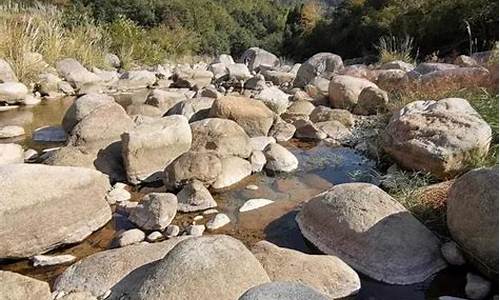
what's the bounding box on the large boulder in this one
[0,271,51,300]
[128,193,178,231]
[256,87,290,115]
[353,86,389,115]
[144,89,186,114]
[166,97,215,122]
[164,151,223,189]
[421,67,490,87]
[118,70,157,90]
[0,82,28,104]
[0,164,111,259]
[252,241,360,298]
[239,282,330,300]
[227,63,252,81]
[62,93,116,134]
[241,47,279,71]
[294,53,343,88]
[190,118,251,158]
[118,235,270,300]
[296,183,447,284]
[209,96,275,137]
[0,58,17,82]
[383,98,491,178]
[56,58,101,89]
[447,166,499,278]
[173,66,213,89]
[54,237,188,297]
[328,75,378,110]
[122,115,192,184]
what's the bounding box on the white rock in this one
[146,231,164,242]
[202,209,219,215]
[0,143,24,165]
[32,254,76,267]
[250,150,266,173]
[249,136,276,151]
[193,215,204,221]
[187,224,205,237]
[246,185,259,191]
[263,143,298,173]
[164,225,180,238]
[0,82,28,103]
[0,125,25,139]
[206,213,231,230]
[116,229,145,247]
[24,149,38,162]
[212,156,252,190]
[240,199,274,212]
[465,273,491,300]
[106,188,131,204]
[23,95,42,106]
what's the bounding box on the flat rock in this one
[0,143,24,165]
[0,270,51,300]
[32,254,76,267]
[0,125,25,139]
[32,126,66,142]
[213,156,252,189]
[0,164,111,259]
[240,199,274,212]
[296,183,447,284]
[206,213,231,230]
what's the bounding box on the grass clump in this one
[375,35,416,64]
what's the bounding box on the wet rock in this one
[206,213,231,230]
[209,96,275,137]
[296,183,447,284]
[118,70,157,90]
[250,150,267,172]
[465,273,492,300]
[294,119,327,140]
[256,87,290,115]
[177,180,217,212]
[383,98,491,178]
[0,143,24,166]
[294,53,344,88]
[164,151,223,189]
[166,97,214,122]
[252,241,360,298]
[441,241,466,266]
[32,254,76,267]
[353,86,389,115]
[264,143,298,172]
[120,235,270,300]
[56,58,101,89]
[241,47,279,71]
[269,118,296,142]
[240,199,274,212]
[239,282,330,300]
[328,75,378,110]
[129,193,178,231]
[144,89,186,114]
[191,118,251,158]
[0,82,28,103]
[122,115,192,184]
[250,136,276,151]
[447,167,498,277]
[0,58,17,82]
[32,126,66,142]
[116,229,145,247]
[54,237,188,297]
[0,270,51,300]
[0,164,111,259]
[0,125,24,138]
[213,156,252,189]
[187,224,206,237]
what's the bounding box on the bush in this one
[375,35,415,64]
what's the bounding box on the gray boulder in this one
[128,193,178,231]
[296,183,447,284]
[239,282,330,300]
[241,47,279,71]
[56,58,101,89]
[164,151,223,189]
[294,53,343,88]
[177,180,217,212]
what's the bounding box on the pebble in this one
[193,215,204,221]
[146,231,164,242]
[31,254,76,267]
[245,184,259,191]
[164,224,180,238]
[0,125,25,139]
[116,229,145,247]
[187,224,205,237]
[239,199,274,212]
[202,209,219,215]
[441,241,466,266]
[206,213,231,230]
[24,148,38,162]
[465,273,491,300]
[106,187,131,204]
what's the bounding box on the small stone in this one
[177,180,217,213]
[250,150,267,173]
[465,273,491,300]
[164,225,180,238]
[146,231,164,242]
[106,187,131,204]
[116,229,145,247]
[246,185,259,191]
[0,125,25,139]
[0,143,24,165]
[206,213,231,230]
[203,209,219,215]
[193,215,204,221]
[24,149,38,162]
[240,199,274,212]
[187,224,205,237]
[441,241,466,266]
[32,254,76,267]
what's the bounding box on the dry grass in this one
[375,35,416,64]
